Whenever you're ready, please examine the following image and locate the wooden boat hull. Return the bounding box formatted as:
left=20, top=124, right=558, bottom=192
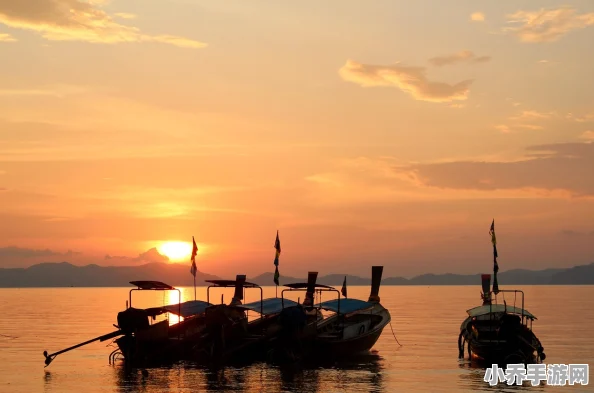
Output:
left=268, top=304, right=390, bottom=364
left=459, top=314, right=545, bottom=366
left=465, top=338, right=538, bottom=365
left=314, top=325, right=384, bottom=356
left=115, top=306, right=280, bottom=367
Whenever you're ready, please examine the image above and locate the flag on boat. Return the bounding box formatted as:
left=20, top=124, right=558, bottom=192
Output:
left=489, top=219, right=499, bottom=293
left=190, top=236, right=198, bottom=278
left=273, top=230, right=281, bottom=286
left=341, top=276, right=347, bottom=298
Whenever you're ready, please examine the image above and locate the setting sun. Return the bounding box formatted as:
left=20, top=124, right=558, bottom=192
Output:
left=158, top=241, right=192, bottom=262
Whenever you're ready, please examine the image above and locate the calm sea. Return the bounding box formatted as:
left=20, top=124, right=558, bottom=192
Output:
left=0, top=286, right=592, bottom=392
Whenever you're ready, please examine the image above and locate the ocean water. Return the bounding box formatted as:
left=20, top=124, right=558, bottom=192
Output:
left=0, top=285, right=592, bottom=392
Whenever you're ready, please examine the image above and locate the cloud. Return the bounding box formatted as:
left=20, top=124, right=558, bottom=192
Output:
left=114, top=12, right=136, bottom=20
left=396, top=142, right=594, bottom=196
left=494, top=123, right=544, bottom=133
left=494, top=124, right=511, bottom=133
left=0, top=0, right=206, bottom=48
left=581, top=131, right=594, bottom=140
left=0, top=245, right=169, bottom=268
left=567, top=112, right=594, bottom=123
left=495, top=110, right=556, bottom=132
left=0, top=246, right=79, bottom=259
left=470, top=12, right=485, bottom=22
left=509, top=110, right=555, bottom=120
left=516, top=124, right=544, bottom=130
left=504, top=7, right=594, bottom=43
left=0, top=32, right=15, bottom=41
left=560, top=229, right=594, bottom=237
left=339, top=59, right=473, bottom=103
left=0, top=84, right=89, bottom=97
left=105, top=247, right=169, bottom=264
left=428, top=50, right=491, bottom=67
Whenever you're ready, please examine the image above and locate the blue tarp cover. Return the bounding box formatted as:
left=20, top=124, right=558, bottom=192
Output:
left=161, top=300, right=212, bottom=318
left=242, top=298, right=299, bottom=315
left=466, top=304, right=536, bottom=320
left=319, top=298, right=374, bottom=315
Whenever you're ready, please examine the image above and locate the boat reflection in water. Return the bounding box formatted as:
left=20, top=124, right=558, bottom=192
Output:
left=111, top=353, right=385, bottom=393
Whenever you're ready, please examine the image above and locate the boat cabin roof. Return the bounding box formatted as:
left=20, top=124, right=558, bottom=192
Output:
left=130, top=280, right=176, bottom=290
left=204, top=279, right=260, bottom=288
left=242, top=298, right=299, bottom=315
left=467, top=304, right=537, bottom=320
left=319, top=298, right=374, bottom=315
left=145, top=300, right=213, bottom=318
left=284, top=283, right=335, bottom=289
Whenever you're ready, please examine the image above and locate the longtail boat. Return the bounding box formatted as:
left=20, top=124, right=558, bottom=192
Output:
left=268, top=266, right=391, bottom=364
left=43, top=276, right=290, bottom=368
left=458, top=275, right=546, bottom=365
left=457, top=220, right=546, bottom=366
left=44, top=280, right=212, bottom=367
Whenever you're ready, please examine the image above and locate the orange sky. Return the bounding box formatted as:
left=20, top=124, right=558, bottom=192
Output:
left=0, top=1, right=593, bottom=277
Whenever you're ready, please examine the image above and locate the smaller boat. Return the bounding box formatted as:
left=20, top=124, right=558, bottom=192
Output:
left=458, top=274, right=546, bottom=365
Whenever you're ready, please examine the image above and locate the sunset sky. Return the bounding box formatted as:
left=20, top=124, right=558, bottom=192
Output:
left=1, top=0, right=593, bottom=278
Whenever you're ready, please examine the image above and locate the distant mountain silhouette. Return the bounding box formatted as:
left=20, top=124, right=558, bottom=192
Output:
left=0, top=262, right=219, bottom=288
left=248, top=272, right=372, bottom=286
left=0, top=261, right=593, bottom=288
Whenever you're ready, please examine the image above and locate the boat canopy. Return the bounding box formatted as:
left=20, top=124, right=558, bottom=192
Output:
left=130, top=280, right=175, bottom=290
left=319, top=298, right=374, bottom=315
left=158, top=300, right=212, bottom=318
left=467, top=304, right=537, bottom=320
left=284, top=283, right=335, bottom=289
left=205, top=279, right=260, bottom=288
left=242, top=298, right=299, bottom=316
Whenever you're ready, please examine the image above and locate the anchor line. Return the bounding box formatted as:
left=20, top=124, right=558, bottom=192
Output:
left=388, top=321, right=402, bottom=346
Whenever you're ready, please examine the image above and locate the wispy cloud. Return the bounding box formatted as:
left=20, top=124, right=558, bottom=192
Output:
left=0, top=245, right=170, bottom=268
left=114, top=12, right=136, bottom=20
left=470, top=12, right=485, bottom=22
left=516, top=124, right=544, bottom=130
left=339, top=60, right=473, bottom=103
left=428, top=50, right=491, bottom=67
left=0, top=32, right=15, bottom=41
left=567, top=112, right=594, bottom=123
left=396, top=142, right=594, bottom=197
left=504, top=7, right=594, bottom=43
left=105, top=247, right=169, bottom=264
left=0, top=0, right=206, bottom=48
left=494, top=110, right=555, bottom=133
left=509, top=110, right=555, bottom=120
left=494, top=124, right=511, bottom=133
left=0, top=246, right=79, bottom=259
left=581, top=131, right=594, bottom=140
left=0, top=84, right=89, bottom=98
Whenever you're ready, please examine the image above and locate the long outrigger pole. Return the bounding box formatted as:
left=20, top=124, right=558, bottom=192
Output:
left=43, top=329, right=122, bottom=367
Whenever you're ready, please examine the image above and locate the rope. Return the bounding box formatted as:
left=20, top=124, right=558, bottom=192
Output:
left=389, top=321, right=402, bottom=346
